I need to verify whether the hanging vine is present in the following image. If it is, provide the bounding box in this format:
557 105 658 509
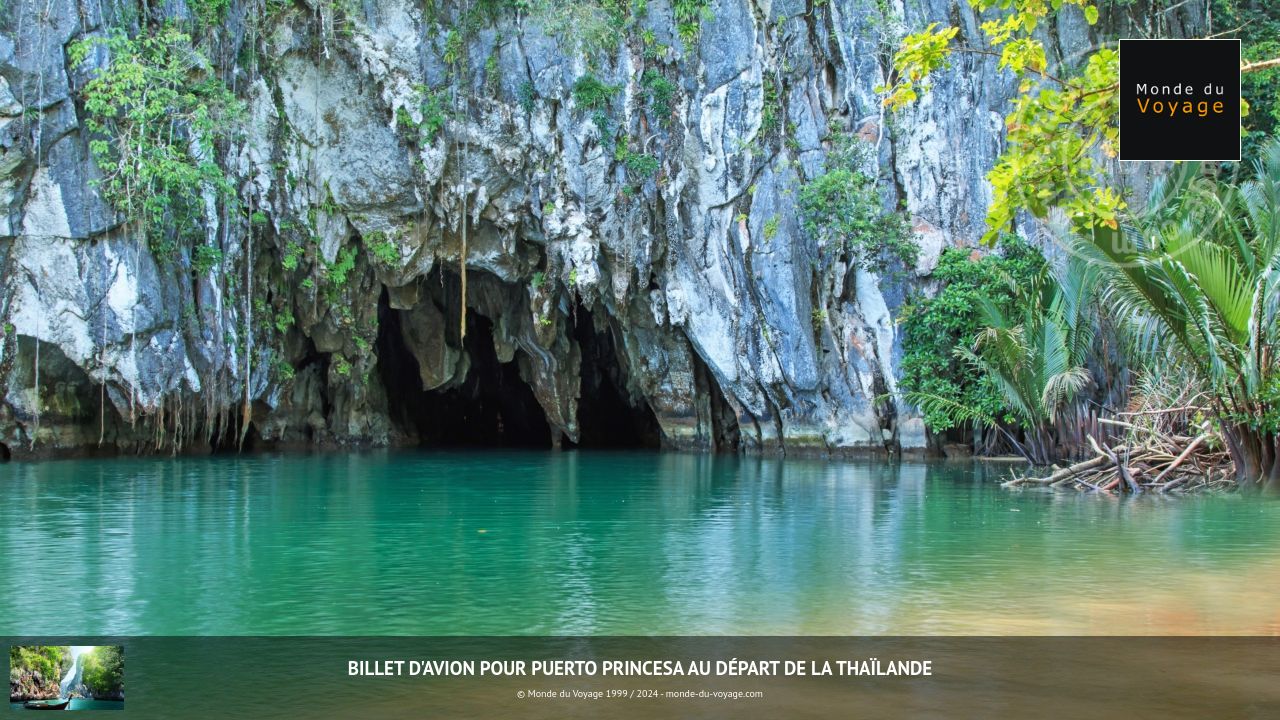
69 19 244 448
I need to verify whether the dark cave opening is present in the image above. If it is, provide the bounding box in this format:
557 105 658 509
566 305 662 450
209 422 258 454
376 288 552 448
0 441 9 461
374 279 663 450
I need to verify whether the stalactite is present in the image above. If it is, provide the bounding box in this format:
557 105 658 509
153 396 164 451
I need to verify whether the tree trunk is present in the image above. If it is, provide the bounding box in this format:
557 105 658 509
1224 423 1279 492
1265 435 1280 495
1023 424 1056 466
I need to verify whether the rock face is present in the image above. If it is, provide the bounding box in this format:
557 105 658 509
9 668 60 701
0 0 1205 458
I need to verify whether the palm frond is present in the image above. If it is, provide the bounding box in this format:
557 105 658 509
902 391 997 429
1041 366 1091 421
1162 224 1252 343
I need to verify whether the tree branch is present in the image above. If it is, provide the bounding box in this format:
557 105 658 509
1242 57 1280 75
951 45 1074 88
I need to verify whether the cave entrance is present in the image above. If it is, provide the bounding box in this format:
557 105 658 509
566 305 662 450
375 282 662 450
377 288 552 448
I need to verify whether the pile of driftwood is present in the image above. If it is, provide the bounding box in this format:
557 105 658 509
1002 408 1235 494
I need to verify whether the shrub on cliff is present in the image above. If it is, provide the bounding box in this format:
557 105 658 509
799 130 916 272
69 25 242 258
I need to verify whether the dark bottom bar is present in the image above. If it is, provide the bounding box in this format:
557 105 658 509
7 637 1279 719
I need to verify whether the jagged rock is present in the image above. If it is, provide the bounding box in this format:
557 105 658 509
399 297 461 391
0 0 1200 458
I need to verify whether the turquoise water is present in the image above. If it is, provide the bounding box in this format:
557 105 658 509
2 451 1280 635
9 700 122 710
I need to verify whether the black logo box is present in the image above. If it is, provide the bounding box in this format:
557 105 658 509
1119 38 1241 162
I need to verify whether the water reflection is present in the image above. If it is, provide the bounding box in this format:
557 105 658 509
1 452 1278 635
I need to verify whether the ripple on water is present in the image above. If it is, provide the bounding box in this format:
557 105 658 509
1 451 1278 635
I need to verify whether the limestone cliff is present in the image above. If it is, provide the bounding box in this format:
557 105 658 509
0 0 1204 458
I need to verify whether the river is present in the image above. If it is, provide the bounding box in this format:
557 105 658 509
2 451 1278 636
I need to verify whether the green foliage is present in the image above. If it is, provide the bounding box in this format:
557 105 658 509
191 244 223 275
615 137 659 180
282 242 304 271
878 22 958 109
641 29 669 60
628 153 659 176
899 239 1047 434
881 1 1124 244
274 306 295 334
572 74 619 134
763 215 779 241
521 0 629 57
325 246 358 288
276 359 297 381
798 130 916 270
71 26 242 257
442 29 463 65
572 74 618 111
334 356 352 376
190 0 230 27
811 307 827 332
672 0 710 45
1215 1 1280 168
364 232 400 265
421 93 449 141
484 52 500 93
1072 141 1280 482
309 0 363 39
906 249 1096 465
591 109 612 134
986 48 1123 243
962 267 1095 462
400 86 449 145
517 80 537 114
641 69 677 117
9 646 67 686
79 647 124 697
760 75 780 136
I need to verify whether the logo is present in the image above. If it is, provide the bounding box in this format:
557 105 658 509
1119 38 1241 161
